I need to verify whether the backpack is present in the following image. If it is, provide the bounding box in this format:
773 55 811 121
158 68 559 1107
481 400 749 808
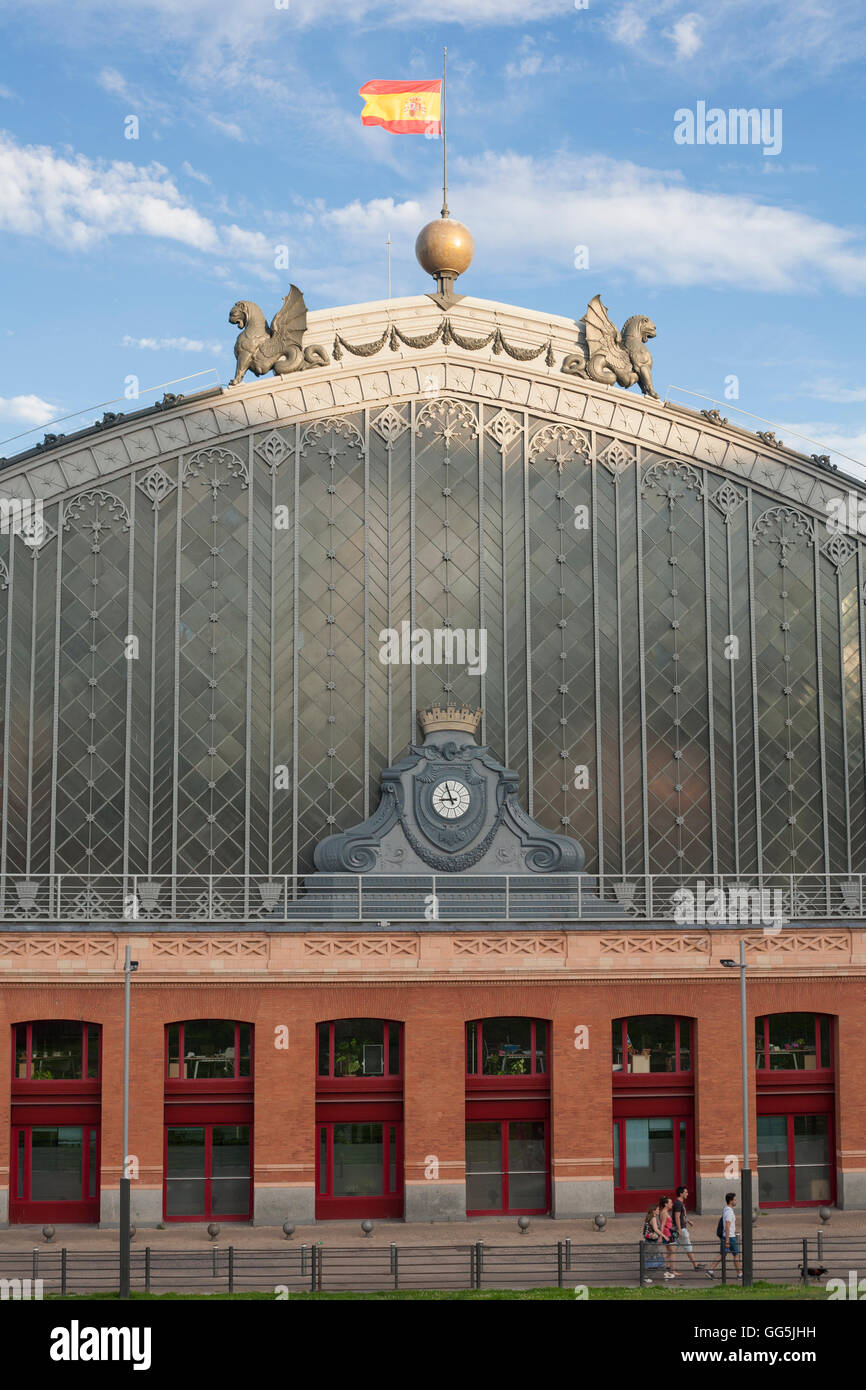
716 1216 725 1239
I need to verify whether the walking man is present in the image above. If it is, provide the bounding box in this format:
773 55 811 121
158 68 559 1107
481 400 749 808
672 1185 702 1272
707 1192 741 1279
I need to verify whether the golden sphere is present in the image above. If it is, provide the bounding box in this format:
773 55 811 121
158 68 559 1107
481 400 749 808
415 217 475 280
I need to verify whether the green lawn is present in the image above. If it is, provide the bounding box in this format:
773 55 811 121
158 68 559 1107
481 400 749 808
48 1282 829 1301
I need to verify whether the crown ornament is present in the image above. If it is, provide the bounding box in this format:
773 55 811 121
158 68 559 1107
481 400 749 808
417 703 483 737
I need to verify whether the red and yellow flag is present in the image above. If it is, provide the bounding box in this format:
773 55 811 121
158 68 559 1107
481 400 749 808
359 80 442 134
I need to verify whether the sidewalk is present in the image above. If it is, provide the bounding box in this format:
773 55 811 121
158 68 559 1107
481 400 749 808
1 1208 862 1251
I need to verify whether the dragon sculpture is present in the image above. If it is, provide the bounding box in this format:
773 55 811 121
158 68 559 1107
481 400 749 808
228 285 329 385
563 295 659 399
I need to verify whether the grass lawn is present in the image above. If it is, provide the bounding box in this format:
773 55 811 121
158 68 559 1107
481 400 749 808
48 1282 829 1301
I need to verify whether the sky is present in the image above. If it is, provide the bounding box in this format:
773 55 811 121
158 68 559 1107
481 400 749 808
1 0 865 472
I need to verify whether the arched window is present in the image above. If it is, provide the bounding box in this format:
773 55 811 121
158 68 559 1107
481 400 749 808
612 1016 692 1074
166 1021 251 1081
14 1020 100 1081
465 1018 547 1076
755 1013 832 1072
317 1020 401 1079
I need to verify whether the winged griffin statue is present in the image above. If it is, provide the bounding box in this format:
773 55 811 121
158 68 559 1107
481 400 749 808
563 295 659 399
228 285 329 386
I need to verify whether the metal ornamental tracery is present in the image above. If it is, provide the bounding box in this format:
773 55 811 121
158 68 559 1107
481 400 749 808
1 394 866 892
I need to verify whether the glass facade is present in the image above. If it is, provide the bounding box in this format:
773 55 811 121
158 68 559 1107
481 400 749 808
612 1017 692 1074
466 1018 547 1076
0 397 863 886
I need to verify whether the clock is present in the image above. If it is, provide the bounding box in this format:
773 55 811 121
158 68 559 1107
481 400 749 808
431 779 471 819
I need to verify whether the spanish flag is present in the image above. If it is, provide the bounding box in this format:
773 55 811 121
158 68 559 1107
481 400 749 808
359 80 442 135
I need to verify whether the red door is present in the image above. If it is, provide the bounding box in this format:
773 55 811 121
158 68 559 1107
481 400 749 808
613 1113 694 1213
11 1123 100 1224
316 1118 403 1218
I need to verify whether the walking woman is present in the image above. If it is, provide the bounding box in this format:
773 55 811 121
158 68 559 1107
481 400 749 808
658 1195 678 1280
641 1201 664 1285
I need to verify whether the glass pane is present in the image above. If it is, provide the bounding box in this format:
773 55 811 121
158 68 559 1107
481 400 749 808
332 1123 383 1197
625 1017 676 1074
182 1020 237 1079
794 1116 831 1202
17 1131 24 1198
613 1123 620 1187
533 1020 547 1074
508 1121 546 1210
89 1130 97 1198
755 1020 766 1070
165 1127 206 1215
624 1117 674 1190
767 1013 817 1070
211 1125 250 1214
757 1115 789 1203
480 1019 532 1075
87 1024 100 1079
678 1020 691 1071
389 1125 397 1193
319 1128 327 1194
318 1024 330 1077
466 1121 502 1210
388 1024 400 1076
31 1126 83 1200
818 1017 831 1069
332 1021 385 1078
237 1025 251 1077
679 1120 687 1185
167 1025 180 1079
467 1023 479 1075
30 1021 83 1080
15 1024 28 1079
612 1020 624 1071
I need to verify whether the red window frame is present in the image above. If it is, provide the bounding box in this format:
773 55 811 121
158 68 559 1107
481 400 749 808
316 1019 402 1088
11 1121 101 1223
164 1020 252 1089
612 1017 693 1078
163 1121 253 1222
13 1020 101 1085
465 1019 549 1080
755 1106 835 1208
755 1013 833 1078
316 1118 403 1218
612 1109 695 1214
465 1113 550 1216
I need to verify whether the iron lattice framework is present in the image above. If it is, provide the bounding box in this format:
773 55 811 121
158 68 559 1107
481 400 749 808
1 388 865 884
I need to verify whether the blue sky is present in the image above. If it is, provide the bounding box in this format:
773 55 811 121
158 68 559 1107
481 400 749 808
1 0 865 472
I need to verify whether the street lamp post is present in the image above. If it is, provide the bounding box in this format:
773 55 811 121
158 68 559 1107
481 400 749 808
721 942 754 1286
120 945 138 1299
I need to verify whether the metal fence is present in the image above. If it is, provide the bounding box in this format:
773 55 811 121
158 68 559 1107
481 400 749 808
0 872 864 924
1 1235 861 1296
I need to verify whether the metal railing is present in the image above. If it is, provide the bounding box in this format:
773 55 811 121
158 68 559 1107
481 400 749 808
0 872 863 925
0 1234 859 1295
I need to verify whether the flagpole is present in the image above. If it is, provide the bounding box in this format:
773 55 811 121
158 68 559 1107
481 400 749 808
441 46 449 218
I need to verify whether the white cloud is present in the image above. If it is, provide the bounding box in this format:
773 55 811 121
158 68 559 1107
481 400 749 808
122 335 226 353
392 151 866 294
0 85 18 101
608 4 648 47
504 36 565 80
667 13 702 60
0 394 59 426
797 378 866 404
0 133 272 269
181 161 211 186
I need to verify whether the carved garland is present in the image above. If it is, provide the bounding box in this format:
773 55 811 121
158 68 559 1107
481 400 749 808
332 318 555 366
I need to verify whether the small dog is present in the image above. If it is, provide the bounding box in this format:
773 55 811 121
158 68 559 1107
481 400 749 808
798 1263 828 1282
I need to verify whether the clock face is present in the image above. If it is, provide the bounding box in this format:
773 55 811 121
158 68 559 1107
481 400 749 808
431 779 471 819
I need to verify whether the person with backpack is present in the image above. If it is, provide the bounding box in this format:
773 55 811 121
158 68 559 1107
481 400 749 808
707 1192 741 1279
672 1185 703 1272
